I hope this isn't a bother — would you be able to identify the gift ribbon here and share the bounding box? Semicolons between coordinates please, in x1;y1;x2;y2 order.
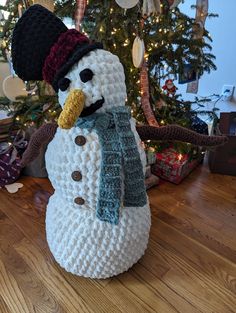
0;131;27;165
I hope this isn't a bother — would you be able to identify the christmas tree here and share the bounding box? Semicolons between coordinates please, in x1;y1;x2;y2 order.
0;0;218;153
81;1;216;115
0;0;61;131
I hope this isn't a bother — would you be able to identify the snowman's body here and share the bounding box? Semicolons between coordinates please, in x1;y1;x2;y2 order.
45;121;151;278
42;49;151;278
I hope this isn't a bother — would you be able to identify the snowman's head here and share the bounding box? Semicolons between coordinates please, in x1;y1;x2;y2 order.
58;49;127;119
11;5;127;128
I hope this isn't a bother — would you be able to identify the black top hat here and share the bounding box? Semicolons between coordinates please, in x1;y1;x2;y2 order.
12;5;103;91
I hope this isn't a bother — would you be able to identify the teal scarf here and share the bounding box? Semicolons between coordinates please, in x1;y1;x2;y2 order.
77;106;147;225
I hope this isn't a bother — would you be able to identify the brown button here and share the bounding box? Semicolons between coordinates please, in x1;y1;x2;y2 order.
75;135;86;146
71;171;82;181
74;197;85;205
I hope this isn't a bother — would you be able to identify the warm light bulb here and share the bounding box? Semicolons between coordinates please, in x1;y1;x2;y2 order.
178;154;183;161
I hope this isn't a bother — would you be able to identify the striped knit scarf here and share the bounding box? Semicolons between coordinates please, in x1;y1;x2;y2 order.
77;106;147;225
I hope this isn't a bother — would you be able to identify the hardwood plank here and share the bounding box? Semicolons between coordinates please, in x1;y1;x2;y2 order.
147;239;236;313
148;166;236;263
155;208;236;263
0;214;66;313
132;263;201;313
0;296;11;313
0;186;47;252
14;238;95;313
51;262;123;313
0;259;32;313
151;218;236;296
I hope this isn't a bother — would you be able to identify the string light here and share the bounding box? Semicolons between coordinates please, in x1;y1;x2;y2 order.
123;38;129;46
178;154;183;161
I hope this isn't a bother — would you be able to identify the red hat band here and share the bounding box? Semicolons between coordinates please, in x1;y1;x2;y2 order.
43;29;89;85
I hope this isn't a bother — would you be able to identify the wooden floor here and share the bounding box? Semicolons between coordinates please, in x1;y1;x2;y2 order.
0;162;236;313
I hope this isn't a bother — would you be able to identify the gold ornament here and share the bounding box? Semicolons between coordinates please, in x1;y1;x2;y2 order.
33;0;54;12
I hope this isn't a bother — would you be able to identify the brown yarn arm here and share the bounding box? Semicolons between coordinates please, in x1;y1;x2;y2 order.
21;123;58;167
136;125;228;146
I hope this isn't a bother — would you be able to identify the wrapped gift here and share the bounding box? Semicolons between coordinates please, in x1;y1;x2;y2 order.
146;147;157;165
145;174;160;190
0;132;27;187
152;147;203;184
0;111;14;142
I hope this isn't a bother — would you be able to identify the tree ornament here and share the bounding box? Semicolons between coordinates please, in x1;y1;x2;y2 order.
33;0;54;12
115;0;139;9
162;79;177;96
132;36;145;68
75;0;87;31
167;0;182;9
187;0;208;93
0;11;4;21
142;0;161;17
2;76;28;101
156;98;166;109
140;62;159;126
0;62;10;97
179;64;197;84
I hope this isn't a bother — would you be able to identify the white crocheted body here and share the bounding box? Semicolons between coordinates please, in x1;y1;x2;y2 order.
45;120;151;278
45;48;151;278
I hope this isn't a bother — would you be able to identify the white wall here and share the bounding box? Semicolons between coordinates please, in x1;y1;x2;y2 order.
178;0;236;114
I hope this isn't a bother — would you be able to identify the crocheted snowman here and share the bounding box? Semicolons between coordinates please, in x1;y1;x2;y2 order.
12;5;227;278
45;49;151;278
12;5;150;278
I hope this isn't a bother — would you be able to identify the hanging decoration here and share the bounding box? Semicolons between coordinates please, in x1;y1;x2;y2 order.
138;16;159;127
142;0;161;17
140;62;159;126
18;4;23;17
0;10;4;21
33;0;54;12
162;79;177;96
115;0;139;9
0;63;10;97
187;0;208;94
178;64;197;84
75;0;87;31
2;76;28;101
167;0;182;9
132;36;145;68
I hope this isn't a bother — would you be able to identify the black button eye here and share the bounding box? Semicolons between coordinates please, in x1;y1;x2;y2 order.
58;77;71;91
80;68;94;83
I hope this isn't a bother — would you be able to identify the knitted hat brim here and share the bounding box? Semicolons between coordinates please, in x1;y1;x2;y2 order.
52;42;103;92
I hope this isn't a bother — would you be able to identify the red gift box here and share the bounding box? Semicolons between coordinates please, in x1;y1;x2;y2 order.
151;147;203;184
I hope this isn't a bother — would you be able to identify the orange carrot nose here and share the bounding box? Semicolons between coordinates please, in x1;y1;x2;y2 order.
58;89;85;129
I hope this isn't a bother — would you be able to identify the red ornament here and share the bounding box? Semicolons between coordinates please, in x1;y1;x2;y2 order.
162;79;177;96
